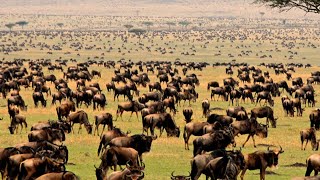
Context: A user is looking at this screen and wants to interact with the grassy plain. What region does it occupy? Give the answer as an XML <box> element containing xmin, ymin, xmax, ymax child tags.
<box><xmin>0</xmin><ymin>24</ymin><xmax>320</xmax><ymax>180</ymax></box>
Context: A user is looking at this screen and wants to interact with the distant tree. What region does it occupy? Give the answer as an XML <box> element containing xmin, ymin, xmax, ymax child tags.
<box><xmin>124</xmin><ymin>24</ymin><xmax>134</xmax><ymax>31</ymax></box>
<box><xmin>16</xmin><ymin>21</ymin><xmax>28</xmax><ymax>30</ymax></box>
<box><xmin>57</xmin><ymin>23</ymin><xmax>64</xmax><ymax>29</ymax></box>
<box><xmin>129</xmin><ymin>28</ymin><xmax>146</xmax><ymax>35</ymax></box>
<box><xmin>178</xmin><ymin>21</ymin><xmax>191</xmax><ymax>30</ymax></box>
<box><xmin>5</xmin><ymin>23</ymin><xmax>15</xmax><ymax>32</ymax></box>
<box><xmin>166</xmin><ymin>22</ymin><xmax>176</xmax><ymax>31</ymax></box>
<box><xmin>254</xmin><ymin>0</ymin><xmax>320</xmax><ymax>14</ymax></box>
<box><xmin>142</xmin><ymin>21</ymin><xmax>153</xmax><ymax>31</ymax></box>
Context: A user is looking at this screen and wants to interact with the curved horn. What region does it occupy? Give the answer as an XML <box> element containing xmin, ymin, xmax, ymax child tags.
<box><xmin>171</xmin><ymin>171</ymin><xmax>175</xmax><ymax>177</ymax></box>
<box><xmin>279</xmin><ymin>145</ymin><xmax>284</xmax><ymax>153</ymax></box>
<box><xmin>267</xmin><ymin>146</ymin><xmax>270</xmax><ymax>151</ymax></box>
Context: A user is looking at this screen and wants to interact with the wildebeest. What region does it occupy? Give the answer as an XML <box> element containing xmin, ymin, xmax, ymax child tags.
<box><xmin>0</xmin><ymin>147</ymin><xmax>20</xmax><ymax>179</ymax></box>
<box><xmin>201</xmin><ymin>99</ymin><xmax>210</xmax><ymax>118</ymax></box>
<box><xmin>183</xmin><ymin>108</ymin><xmax>193</xmax><ymax>123</ymax></box>
<box><xmin>207</xmin><ymin>114</ymin><xmax>233</xmax><ymax>127</ymax></box>
<box><xmin>18</xmin><ymin>157</ymin><xmax>65</xmax><ymax>180</ymax></box>
<box><xmin>109</xmin><ymin>134</ymin><xmax>157</xmax><ymax>163</ymax></box>
<box><xmin>97</xmin><ymin>127</ymin><xmax>130</xmax><ymax>156</ymax></box>
<box><xmin>93</xmin><ymin>93</ymin><xmax>107</xmax><ymax>110</ymax></box>
<box><xmin>240</xmin><ymin>146</ymin><xmax>284</xmax><ymax>180</ymax></box>
<box><xmin>8</xmin><ymin>104</ymin><xmax>19</xmax><ymax>120</ymax></box>
<box><xmin>301</xmin><ymin>128</ymin><xmax>319</xmax><ymax>151</ymax></box>
<box><xmin>35</xmin><ymin>171</ymin><xmax>79</xmax><ymax>180</ymax></box>
<box><xmin>142</xmin><ymin>113</ymin><xmax>180</xmax><ymax>137</ymax></box>
<box><xmin>95</xmin><ymin>161</ymin><xmax>144</xmax><ymax>180</ymax></box>
<box><xmin>67</xmin><ymin>110</ymin><xmax>93</xmax><ymax>134</ymax></box>
<box><xmin>255</xmin><ymin>91</ymin><xmax>274</xmax><ymax>107</ymax></box>
<box><xmin>116</xmin><ymin>100</ymin><xmax>145</xmax><ymax>121</ymax></box>
<box><xmin>99</xmin><ymin>146</ymin><xmax>139</xmax><ymax>172</ymax></box>
<box><xmin>207</xmin><ymin>81</ymin><xmax>219</xmax><ymax>91</ymax></box>
<box><xmin>250</xmin><ymin>106</ymin><xmax>277</xmax><ymax>128</ymax></box>
<box><xmin>28</xmin><ymin>128</ymin><xmax>65</xmax><ymax>143</ymax></box>
<box><xmin>183</xmin><ymin>122</ymin><xmax>209</xmax><ymax>150</ymax></box>
<box><xmin>7</xmin><ymin>95</ymin><xmax>27</xmax><ymax>111</ymax></box>
<box><xmin>94</xmin><ymin>113</ymin><xmax>113</xmax><ymax>136</ymax></box>
<box><xmin>203</xmin><ymin>150</ymin><xmax>245</xmax><ymax>180</ymax></box>
<box><xmin>305</xmin><ymin>153</ymin><xmax>320</xmax><ymax>177</ymax></box>
<box><xmin>231</xmin><ymin>119</ymin><xmax>268</xmax><ymax>147</ymax></box>
<box><xmin>31</xmin><ymin>120</ymin><xmax>71</xmax><ymax>133</ymax></box>
<box><xmin>32</xmin><ymin>92</ymin><xmax>47</xmax><ymax>108</ymax></box>
<box><xmin>8</xmin><ymin>114</ymin><xmax>28</xmax><ymax>134</ymax></box>
<box><xmin>56</xmin><ymin>101</ymin><xmax>76</xmax><ymax>121</ymax></box>
<box><xmin>192</xmin><ymin>129</ymin><xmax>234</xmax><ymax>156</ymax></box>
<box><xmin>310</xmin><ymin>109</ymin><xmax>320</xmax><ymax>130</ymax></box>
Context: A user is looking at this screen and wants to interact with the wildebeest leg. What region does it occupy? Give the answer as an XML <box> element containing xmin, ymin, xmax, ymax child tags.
<box><xmin>315</xmin><ymin>170</ymin><xmax>318</xmax><ymax>176</ymax></box>
<box><xmin>242</xmin><ymin>134</ymin><xmax>253</xmax><ymax>147</ymax></box>
<box><xmin>78</xmin><ymin>124</ymin><xmax>82</xmax><ymax>134</ymax></box>
<box><xmin>101</xmin><ymin>125</ymin><xmax>106</xmax><ymax>136</ymax></box>
<box><xmin>71</xmin><ymin>123</ymin><xmax>75</xmax><ymax>134</ymax></box>
<box><xmin>304</xmin><ymin>139</ymin><xmax>309</xmax><ymax>150</ymax></box>
<box><xmin>135</xmin><ymin>111</ymin><xmax>139</xmax><ymax>120</ymax></box>
<box><xmin>240</xmin><ymin>168</ymin><xmax>247</xmax><ymax>180</ymax></box>
<box><xmin>260</xmin><ymin>168</ymin><xmax>265</xmax><ymax>180</ymax></box>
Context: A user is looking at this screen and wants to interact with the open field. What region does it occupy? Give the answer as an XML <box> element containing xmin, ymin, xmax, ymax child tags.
<box><xmin>0</xmin><ymin>15</ymin><xmax>320</xmax><ymax>180</ymax></box>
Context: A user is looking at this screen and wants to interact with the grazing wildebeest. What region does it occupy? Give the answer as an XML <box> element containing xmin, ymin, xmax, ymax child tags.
<box><xmin>7</xmin><ymin>95</ymin><xmax>27</xmax><ymax>111</ymax></box>
<box><xmin>94</xmin><ymin>113</ymin><xmax>113</xmax><ymax>136</ymax></box>
<box><xmin>67</xmin><ymin>110</ymin><xmax>92</xmax><ymax>134</ymax></box>
<box><xmin>18</xmin><ymin>157</ymin><xmax>65</xmax><ymax>180</ymax></box>
<box><xmin>32</xmin><ymin>92</ymin><xmax>47</xmax><ymax>108</ymax></box>
<box><xmin>109</xmin><ymin>134</ymin><xmax>157</xmax><ymax>163</ymax></box>
<box><xmin>183</xmin><ymin>108</ymin><xmax>193</xmax><ymax>123</ymax></box>
<box><xmin>250</xmin><ymin>106</ymin><xmax>278</xmax><ymax>128</ymax></box>
<box><xmin>116</xmin><ymin>100</ymin><xmax>145</xmax><ymax>121</ymax></box>
<box><xmin>240</xmin><ymin>146</ymin><xmax>284</xmax><ymax>180</ymax></box>
<box><xmin>203</xmin><ymin>150</ymin><xmax>245</xmax><ymax>180</ymax></box>
<box><xmin>231</xmin><ymin>119</ymin><xmax>268</xmax><ymax>147</ymax></box>
<box><xmin>31</xmin><ymin>120</ymin><xmax>71</xmax><ymax>133</ymax></box>
<box><xmin>183</xmin><ymin>122</ymin><xmax>209</xmax><ymax>150</ymax></box>
<box><xmin>201</xmin><ymin>99</ymin><xmax>210</xmax><ymax>118</ymax></box>
<box><xmin>8</xmin><ymin>114</ymin><xmax>27</xmax><ymax>134</ymax></box>
<box><xmin>255</xmin><ymin>91</ymin><xmax>274</xmax><ymax>107</ymax></box>
<box><xmin>99</xmin><ymin>146</ymin><xmax>139</xmax><ymax>172</ymax></box>
<box><xmin>97</xmin><ymin>127</ymin><xmax>130</xmax><ymax>156</ymax></box>
<box><xmin>142</xmin><ymin>113</ymin><xmax>180</xmax><ymax>137</ymax></box>
<box><xmin>51</xmin><ymin>91</ymin><xmax>66</xmax><ymax>105</ymax></box>
<box><xmin>28</xmin><ymin>128</ymin><xmax>65</xmax><ymax>143</ymax></box>
<box><xmin>301</xmin><ymin>128</ymin><xmax>319</xmax><ymax>151</ymax></box>
<box><xmin>35</xmin><ymin>171</ymin><xmax>79</xmax><ymax>180</ymax></box>
<box><xmin>193</xmin><ymin>129</ymin><xmax>234</xmax><ymax>156</ymax></box>
<box><xmin>56</xmin><ymin>101</ymin><xmax>76</xmax><ymax>121</ymax></box>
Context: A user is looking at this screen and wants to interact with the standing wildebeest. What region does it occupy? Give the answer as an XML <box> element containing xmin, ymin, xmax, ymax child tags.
<box><xmin>250</xmin><ymin>106</ymin><xmax>278</xmax><ymax>128</ymax></box>
<box><xmin>18</xmin><ymin>157</ymin><xmax>65</xmax><ymax>180</ymax></box>
<box><xmin>94</xmin><ymin>113</ymin><xmax>113</xmax><ymax>136</ymax></box>
<box><xmin>240</xmin><ymin>146</ymin><xmax>284</xmax><ymax>180</ymax></box>
<box><xmin>229</xmin><ymin>89</ymin><xmax>242</xmax><ymax>106</ymax></box>
<box><xmin>113</xmin><ymin>85</ymin><xmax>132</xmax><ymax>101</ymax></box>
<box><xmin>99</xmin><ymin>146</ymin><xmax>139</xmax><ymax>172</ymax></box>
<box><xmin>292</xmin><ymin>98</ymin><xmax>305</xmax><ymax>117</ymax></box>
<box><xmin>93</xmin><ymin>93</ymin><xmax>107</xmax><ymax>110</ymax></box>
<box><xmin>207</xmin><ymin>81</ymin><xmax>219</xmax><ymax>91</ymax></box>
<box><xmin>305</xmin><ymin>153</ymin><xmax>320</xmax><ymax>177</ymax></box>
<box><xmin>32</xmin><ymin>92</ymin><xmax>47</xmax><ymax>108</ymax></box>
<box><xmin>310</xmin><ymin>109</ymin><xmax>320</xmax><ymax>130</ymax></box>
<box><xmin>192</xmin><ymin>129</ymin><xmax>234</xmax><ymax>157</ymax></box>
<box><xmin>282</xmin><ymin>98</ymin><xmax>295</xmax><ymax>117</ymax></box>
<box><xmin>8</xmin><ymin>104</ymin><xmax>19</xmax><ymax>120</ymax></box>
<box><xmin>97</xmin><ymin>127</ymin><xmax>130</xmax><ymax>156</ymax></box>
<box><xmin>142</xmin><ymin>113</ymin><xmax>180</xmax><ymax>137</ymax></box>
<box><xmin>31</xmin><ymin>120</ymin><xmax>71</xmax><ymax>133</ymax></box>
<box><xmin>226</xmin><ymin>106</ymin><xmax>247</xmax><ymax>118</ymax></box>
<box><xmin>207</xmin><ymin>114</ymin><xmax>233</xmax><ymax>127</ymax></box>
<box><xmin>201</xmin><ymin>99</ymin><xmax>210</xmax><ymax>118</ymax></box>
<box><xmin>211</xmin><ymin>87</ymin><xmax>228</xmax><ymax>101</ymax></box>
<box><xmin>28</xmin><ymin>128</ymin><xmax>65</xmax><ymax>143</ymax></box>
<box><xmin>56</xmin><ymin>101</ymin><xmax>76</xmax><ymax>121</ymax></box>
<box><xmin>148</xmin><ymin>82</ymin><xmax>162</xmax><ymax>92</ymax></box>
<box><xmin>7</xmin><ymin>95</ymin><xmax>27</xmax><ymax>111</ymax></box>
<box><xmin>183</xmin><ymin>108</ymin><xmax>193</xmax><ymax>123</ymax></box>
<box><xmin>183</xmin><ymin>122</ymin><xmax>209</xmax><ymax>150</ymax></box>
<box><xmin>109</xmin><ymin>134</ymin><xmax>157</xmax><ymax>163</ymax></box>
<box><xmin>301</xmin><ymin>128</ymin><xmax>319</xmax><ymax>151</ymax></box>
<box><xmin>8</xmin><ymin>114</ymin><xmax>27</xmax><ymax>134</ymax></box>
<box><xmin>0</xmin><ymin>147</ymin><xmax>20</xmax><ymax>179</ymax></box>
<box><xmin>35</xmin><ymin>171</ymin><xmax>79</xmax><ymax>180</ymax></box>
<box><xmin>255</xmin><ymin>91</ymin><xmax>274</xmax><ymax>107</ymax></box>
<box><xmin>67</xmin><ymin>110</ymin><xmax>92</xmax><ymax>134</ymax></box>
<box><xmin>116</xmin><ymin>100</ymin><xmax>145</xmax><ymax>121</ymax></box>
<box><xmin>51</xmin><ymin>91</ymin><xmax>66</xmax><ymax>105</ymax></box>
<box><xmin>231</xmin><ymin>119</ymin><xmax>268</xmax><ymax>147</ymax></box>
<box><xmin>306</xmin><ymin>91</ymin><xmax>316</xmax><ymax>107</ymax></box>
<box><xmin>203</xmin><ymin>150</ymin><xmax>245</xmax><ymax>180</ymax></box>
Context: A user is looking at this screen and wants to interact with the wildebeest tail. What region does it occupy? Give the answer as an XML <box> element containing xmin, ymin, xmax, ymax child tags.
<box><xmin>56</xmin><ymin>107</ymin><xmax>61</xmax><ymax>121</ymax></box>
<box><xmin>18</xmin><ymin>162</ymin><xmax>26</xmax><ymax>180</ymax></box>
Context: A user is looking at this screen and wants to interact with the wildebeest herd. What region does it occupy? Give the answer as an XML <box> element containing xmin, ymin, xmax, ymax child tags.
<box><xmin>1</xmin><ymin>56</ymin><xmax>320</xmax><ymax>180</ymax></box>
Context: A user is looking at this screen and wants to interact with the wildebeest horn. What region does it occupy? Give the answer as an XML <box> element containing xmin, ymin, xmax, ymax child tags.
<box><xmin>171</xmin><ymin>171</ymin><xmax>176</xmax><ymax>177</ymax></box>
<box><xmin>140</xmin><ymin>161</ymin><xmax>146</xmax><ymax>169</ymax></box>
<box><xmin>267</xmin><ymin>146</ymin><xmax>270</xmax><ymax>151</ymax></box>
<box><xmin>279</xmin><ymin>145</ymin><xmax>284</xmax><ymax>153</ymax></box>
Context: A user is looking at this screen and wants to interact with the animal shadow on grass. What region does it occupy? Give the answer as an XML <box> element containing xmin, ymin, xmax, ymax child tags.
<box><xmin>254</xmin><ymin>171</ymin><xmax>280</xmax><ymax>175</ymax></box>
<box><xmin>284</xmin><ymin>162</ymin><xmax>306</xmax><ymax>167</ymax></box>
<box><xmin>256</xmin><ymin>143</ymin><xmax>277</xmax><ymax>147</ymax></box>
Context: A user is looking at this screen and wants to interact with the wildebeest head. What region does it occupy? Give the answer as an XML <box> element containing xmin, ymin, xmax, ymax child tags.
<box><xmin>171</xmin><ymin>171</ymin><xmax>191</xmax><ymax>180</ymax></box>
<box><xmin>230</xmin><ymin>149</ymin><xmax>245</xmax><ymax>170</ymax></box>
<box><xmin>8</xmin><ymin>126</ymin><xmax>15</xmax><ymax>134</ymax></box>
<box><xmin>255</xmin><ymin>123</ymin><xmax>268</xmax><ymax>138</ymax></box>
<box><xmin>266</xmin><ymin>146</ymin><xmax>284</xmax><ymax>167</ymax></box>
<box><xmin>137</xmin><ymin>134</ymin><xmax>157</xmax><ymax>153</ymax></box>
